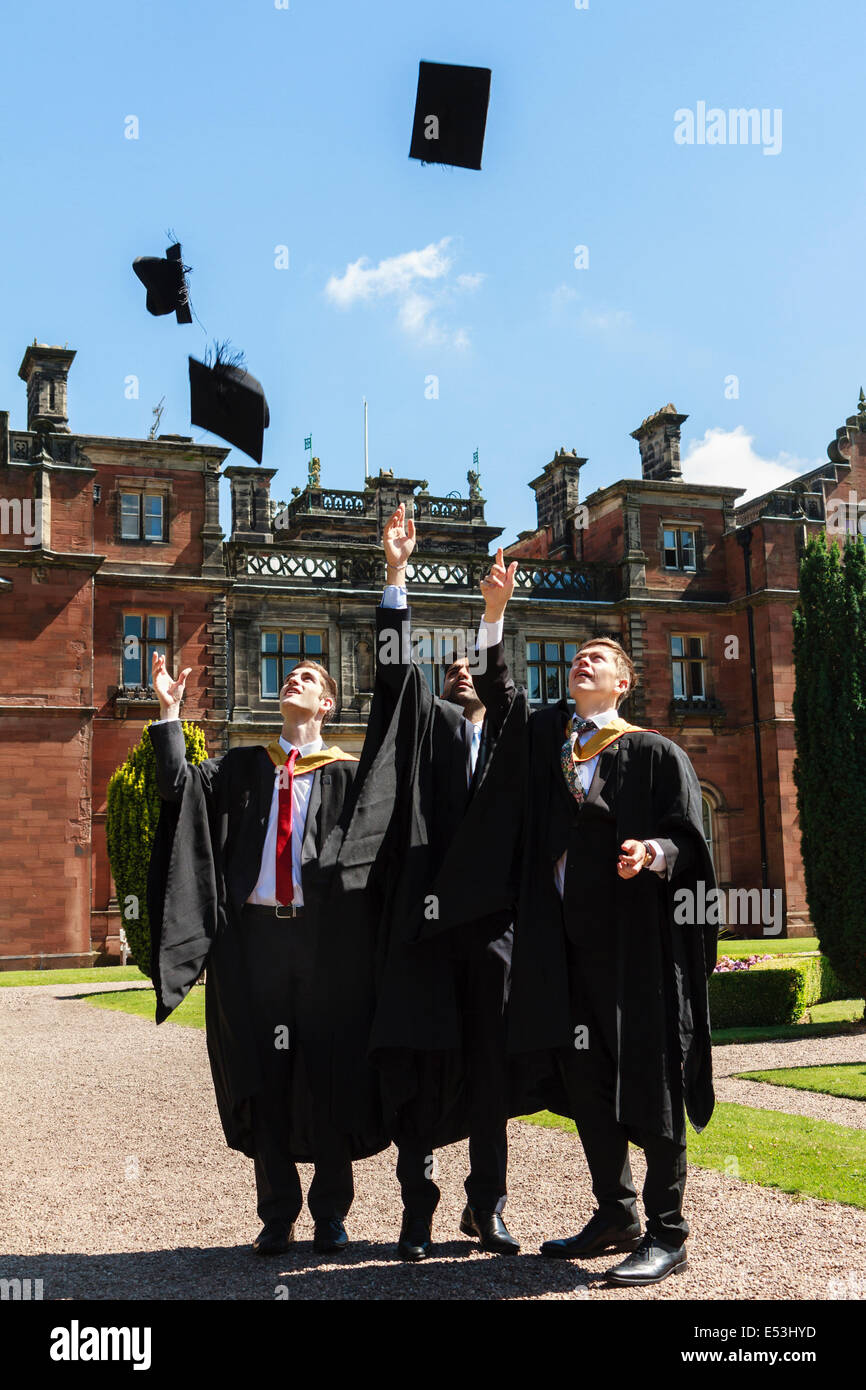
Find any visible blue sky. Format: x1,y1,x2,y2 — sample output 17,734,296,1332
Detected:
1,0,862,546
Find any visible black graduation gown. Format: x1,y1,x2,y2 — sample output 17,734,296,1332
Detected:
145,720,386,1162
317,617,529,1145
507,704,718,1141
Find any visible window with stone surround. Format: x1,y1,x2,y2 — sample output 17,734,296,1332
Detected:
670,634,707,700
662,525,698,571
526,639,579,705
122,613,169,689
119,490,166,542
261,630,326,698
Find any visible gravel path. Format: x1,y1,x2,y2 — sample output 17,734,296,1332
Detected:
714,1036,866,1129
2,982,865,1302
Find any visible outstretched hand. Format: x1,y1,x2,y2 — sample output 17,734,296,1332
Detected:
384,503,416,581
480,547,518,621
152,650,192,719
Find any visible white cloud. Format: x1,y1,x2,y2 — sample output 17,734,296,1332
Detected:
550,282,579,310
549,287,656,352
325,237,480,347
579,307,636,336
397,292,434,336
681,426,821,501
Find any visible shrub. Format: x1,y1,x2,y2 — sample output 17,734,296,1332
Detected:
753,954,844,1006
709,963,810,1029
105,720,208,978
793,532,866,1013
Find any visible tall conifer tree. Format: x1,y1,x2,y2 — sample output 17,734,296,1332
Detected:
793,531,866,1011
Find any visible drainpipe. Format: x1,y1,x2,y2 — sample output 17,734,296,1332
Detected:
736,525,769,890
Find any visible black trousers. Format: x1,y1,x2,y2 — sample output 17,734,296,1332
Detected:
397,922,511,1219
557,939,689,1248
239,911,354,1226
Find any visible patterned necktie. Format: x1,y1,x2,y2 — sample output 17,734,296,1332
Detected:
275,747,300,905
561,717,596,804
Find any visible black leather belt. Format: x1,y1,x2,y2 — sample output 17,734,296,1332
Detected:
242,903,306,922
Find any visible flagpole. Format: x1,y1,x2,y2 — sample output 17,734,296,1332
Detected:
364,398,369,481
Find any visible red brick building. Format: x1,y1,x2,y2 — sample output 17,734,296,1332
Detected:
507,402,866,934
2,345,864,965
0,345,228,967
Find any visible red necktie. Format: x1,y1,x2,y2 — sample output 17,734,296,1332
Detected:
275,748,300,906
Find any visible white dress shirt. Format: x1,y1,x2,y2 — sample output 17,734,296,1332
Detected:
382,583,407,609
247,732,325,908
468,720,482,778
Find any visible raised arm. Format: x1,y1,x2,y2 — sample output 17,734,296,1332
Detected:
376,503,416,695
148,651,222,802
473,547,518,730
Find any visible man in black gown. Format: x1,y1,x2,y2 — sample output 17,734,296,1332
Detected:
472,554,717,1287
373,504,521,1261
147,650,385,1257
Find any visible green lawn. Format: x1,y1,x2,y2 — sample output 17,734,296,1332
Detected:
86,985,205,1028
522,1103,866,1210
720,937,819,957
0,965,149,987
735,1062,866,1101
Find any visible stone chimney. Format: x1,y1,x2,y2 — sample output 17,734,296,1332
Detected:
225,465,277,539
18,343,76,433
365,472,425,540
630,403,688,481
529,448,586,549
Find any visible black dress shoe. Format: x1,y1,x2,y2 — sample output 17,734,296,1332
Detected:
313,1217,349,1253
252,1219,296,1257
459,1204,520,1255
397,1213,433,1262
540,1210,642,1260
606,1233,688,1286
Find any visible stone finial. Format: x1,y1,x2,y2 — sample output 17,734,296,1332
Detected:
858,387,866,418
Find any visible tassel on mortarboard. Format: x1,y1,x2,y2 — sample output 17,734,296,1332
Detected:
189,341,270,464
132,233,193,324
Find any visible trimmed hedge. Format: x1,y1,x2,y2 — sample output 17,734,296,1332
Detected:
709,964,809,1030
753,954,843,1007
709,954,846,1029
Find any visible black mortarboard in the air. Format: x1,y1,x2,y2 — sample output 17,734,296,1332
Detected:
189,348,270,464
409,61,491,171
133,242,192,323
